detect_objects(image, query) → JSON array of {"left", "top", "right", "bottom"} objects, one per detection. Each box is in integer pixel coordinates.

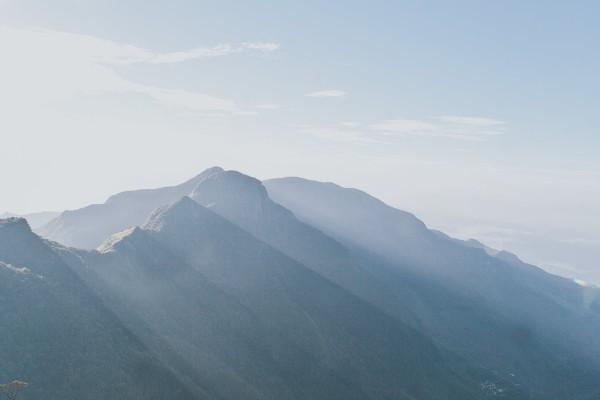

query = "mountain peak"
[
  {"left": 0, "top": 217, "right": 33, "bottom": 237},
  {"left": 180, "top": 166, "right": 227, "bottom": 193},
  {"left": 190, "top": 169, "right": 273, "bottom": 218},
  {"left": 144, "top": 196, "right": 215, "bottom": 232},
  {"left": 105, "top": 166, "right": 225, "bottom": 205},
  {"left": 189, "top": 166, "right": 225, "bottom": 181},
  {"left": 41, "top": 167, "right": 228, "bottom": 250},
  {"left": 191, "top": 169, "right": 267, "bottom": 202}
]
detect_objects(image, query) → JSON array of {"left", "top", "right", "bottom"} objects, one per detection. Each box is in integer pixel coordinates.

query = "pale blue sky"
[{"left": 0, "top": 1, "right": 598, "bottom": 282}]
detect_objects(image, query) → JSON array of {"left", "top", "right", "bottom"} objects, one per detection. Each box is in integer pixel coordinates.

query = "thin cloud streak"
[
  {"left": 370, "top": 116, "right": 507, "bottom": 140},
  {"left": 138, "top": 42, "right": 280, "bottom": 64},
  {"left": 305, "top": 89, "right": 347, "bottom": 98},
  {"left": 434, "top": 116, "right": 505, "bottom": 127},
  {"left": 302, "top": 116, "right": 507, "bottom": 143}
]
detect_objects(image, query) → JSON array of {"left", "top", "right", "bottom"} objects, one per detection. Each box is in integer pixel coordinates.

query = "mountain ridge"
[
  {"left": 51, "top": 199, "right": 490, "bottom": 399},
  {"left": 265, "top": 175, "right": 600, "bottom": 398},
  {"left": 5, "top": 168, "right": 598, "bottom": 398}
]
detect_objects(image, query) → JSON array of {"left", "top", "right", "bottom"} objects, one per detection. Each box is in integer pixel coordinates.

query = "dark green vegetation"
[{"left": 1, "top": 168, "right": 599, "bottom": 399}]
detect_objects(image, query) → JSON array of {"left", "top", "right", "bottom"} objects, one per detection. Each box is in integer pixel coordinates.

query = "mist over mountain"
[{"left": 2, "top": 168, "right": 599, "bottom": 399}]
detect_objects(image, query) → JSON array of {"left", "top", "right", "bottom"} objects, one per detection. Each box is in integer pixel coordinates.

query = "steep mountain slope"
[
  {"left": 0, "top": 218, "right": 200, "bottom": 400},
  {"left": 190, "top": 170, "right": 422, "bottom": 326},
  {"left": 101, "top": 197, "right": 491, "bottom": 400},
  {"left": 37, "top": 167, "right": 223, "bottom": 249},
  {"left": 67, "top": 227, "right": 293, "bottom": 400},
  {"left": 265, "top": 177, "right": 455, "bottom": 277},
  {"left": 265, "top": 177, "right": 600, "bottom": 398}
]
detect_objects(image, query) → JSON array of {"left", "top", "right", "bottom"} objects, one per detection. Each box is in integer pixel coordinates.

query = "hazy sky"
[{"left": 1, "top": 1, "right": 598, "bottom": 282}]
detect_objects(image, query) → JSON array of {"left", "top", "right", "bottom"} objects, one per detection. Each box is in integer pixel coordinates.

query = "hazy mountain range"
[{"left": 2, "top": 167, "right": 599, "bottom": 399}]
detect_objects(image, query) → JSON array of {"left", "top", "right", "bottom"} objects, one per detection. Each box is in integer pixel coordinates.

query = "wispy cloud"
[
  {"left": 298, "top": 125, "right": 388, "bottom": 145},
  {"left": 241, "top": 42, "right": 281, "bottom": 52},
  {"left": 370, "top": 116, "right": 506, "bottom": 140},
  {"left": 301, "top": 115, "right": 506, "bottom": 143},
  {"left": 0, "top": 27, "right": 279, "bottom": 114},
  {"left": 370, "top": 119, "right": 437, "bottom": 134},
  {"left": 434, "top": 116, "right": 505, "bottom": 127},
  {"left": 128, "top": 42, "right": 280, "bottom": 64},
  {"left": 305, "top": 89, "right": 347, "bottom": 98}
]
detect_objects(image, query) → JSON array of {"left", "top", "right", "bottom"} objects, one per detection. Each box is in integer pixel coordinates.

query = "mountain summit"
[{"left": 38, "top": 167, "right": 224, "bottom": 249}]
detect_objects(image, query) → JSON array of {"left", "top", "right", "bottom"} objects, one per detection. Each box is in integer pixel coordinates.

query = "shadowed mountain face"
[
  {"left": 265, "top": 177, "right": 600, "bottom": 398},
  {"left": 0, "top": 219, "right": 200, "bottom": 400}
]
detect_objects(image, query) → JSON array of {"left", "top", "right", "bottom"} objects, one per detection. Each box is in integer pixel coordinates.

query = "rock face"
[{"left": 4, "top": 168, "right": 600, "bottom": 399}]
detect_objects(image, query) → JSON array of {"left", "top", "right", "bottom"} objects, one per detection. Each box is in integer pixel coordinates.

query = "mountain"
[
  {"left": 37, "top": 167, "right": 224, "bottom": 249},
  {"left": 0, "top": 211, "right": 59, "bottom": 229},
  {"left": 93, "top": 197, "right": 490, "bottom": 399},
  {"left": 29, "top": 198, "right": 493, "bottom": 400},
  {"left": 189, "top": 170, "right": 421, "bottom": 326},
  {"left": 265, "top": 176, "right": 600, "bottom": 398},
  {"left": 21, "top": 167, "right": 600, "bottom": 398},
  {"left": 0, "top": 218, "right": 200, "bottom": 400}
]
